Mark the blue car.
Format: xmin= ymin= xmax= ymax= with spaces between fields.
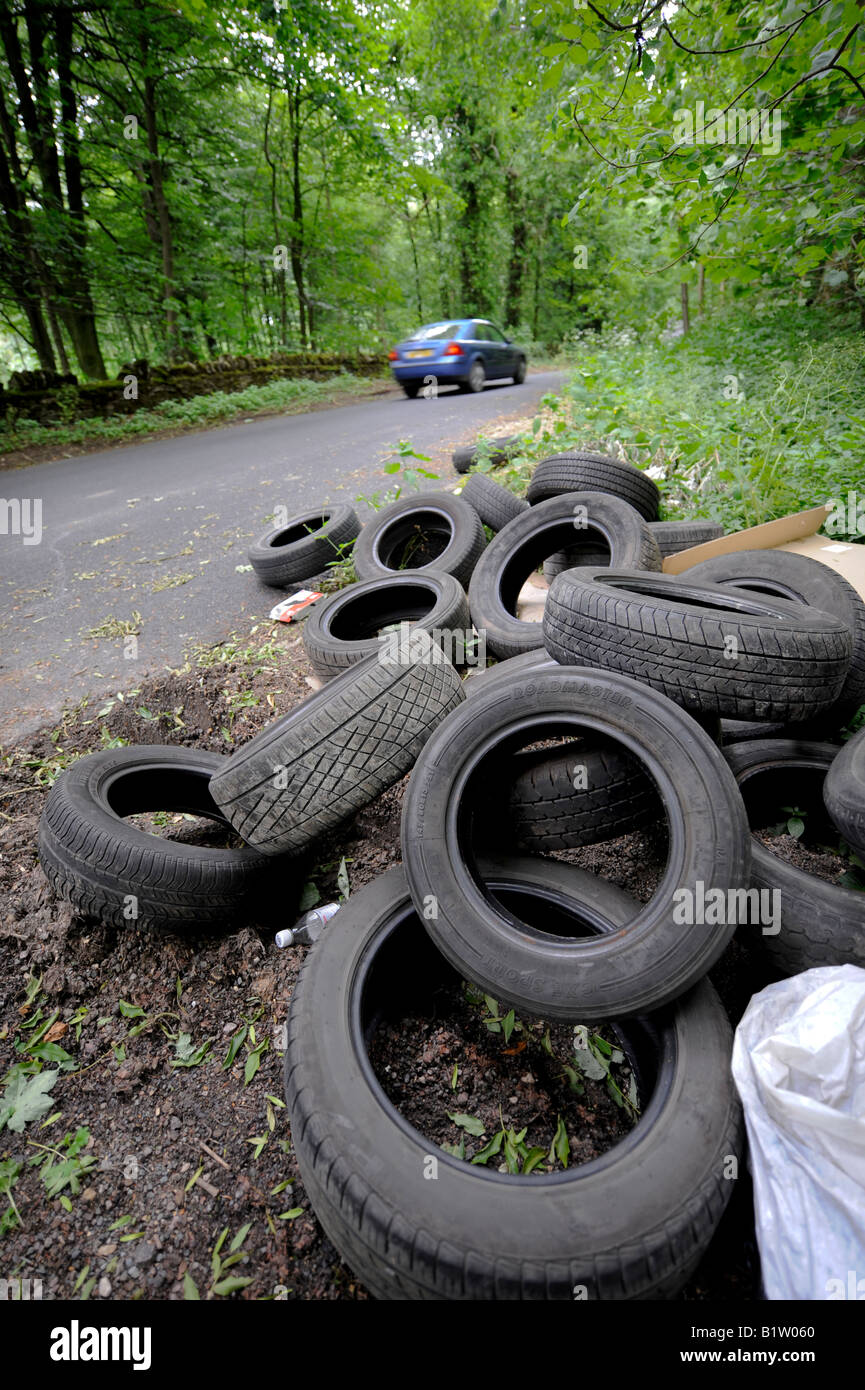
xmin=388 ymin=318 xmax=527 ymax=397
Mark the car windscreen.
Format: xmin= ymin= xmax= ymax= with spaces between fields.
xmin=408 ymin=322 xmax=463 ymax=340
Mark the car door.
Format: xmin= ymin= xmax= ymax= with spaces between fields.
xmin=485 ymin=323 xmax=515 ymax=375
xmin=472 ymin=321 xmax=505 ymax=378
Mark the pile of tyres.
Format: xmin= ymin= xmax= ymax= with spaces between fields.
xmin=39 ymin=443 xmax=865 ymax=1301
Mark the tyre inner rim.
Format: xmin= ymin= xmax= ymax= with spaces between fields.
xmin=354 ymin=895 xmax=676 ymax=1183
xmin=372 ymin=508 xmax=454 ymax=570
xmin=270 ymin=514 xmax=328 ymax=548
xmin=597 ymin=571 xmax=801 ymax=621
xmin=103 ymin=765 xmax=235 ymax=833
xmin=502 ymin=522 xmax=612 ymax=616
xmin=452 ymin=715 xmax=676 ymax=949
xmin=715 ymin=575 xmax=807 ymax=605
xmin=328 ymin=583 xmax=438 ymax=641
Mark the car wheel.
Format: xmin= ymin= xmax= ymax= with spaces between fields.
xmin=462 ymin=359 xmax=485 ymax=394
xmin=512 ymin=357 xmax=527 ymax=385
xmin=402 ymin=381 xmax=421 ymax=399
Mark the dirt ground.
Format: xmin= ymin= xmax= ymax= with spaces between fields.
xmin=0 ymin=617 xmax=796 ymax=1302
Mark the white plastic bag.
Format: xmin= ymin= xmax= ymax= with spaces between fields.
xmin=731 ymin=964 xmax=865 ymax=1300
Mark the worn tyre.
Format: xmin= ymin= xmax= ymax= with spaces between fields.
xmin=544 ymin=516 xmax=709 ymax=581
xmin=38 ymin=745 xmax=282 ymax=930
xmin=453 ymin=435 xmax=522 ymax=474
xmin=527 ymin=453 xmax=660 ymax=521
xmin=248 ymin=504 xmax=360 ymax=587
xmin=468 ymin=494 xmax=662 ymax=661
xmin=464 ymin=651 xmax=556 ymax=695
xmin=543 ymin=546 xmax=614 ymax=583
xmin=544 ymin=567 xmax=852 ymax=723
xmin=501 ymin=741 xmax=655 ymax=850
xmin=210 ymin=630 xmax=464 ymax=856
xmin=725 ymin=739 xmax=865 ymax=973
xmin=649 ymin=520 xmax=725 ymax=558
xmin=301 ymin=571 xmax=470 ymax=682
xmin=465 ymin=654 xmax=658 ymax=847
xmin=460 ymin=473 xmax=529 ymax=532
xmin=401 ymin=665 xmax=750 ymax=1019
xmin=824 ymin=726 xmax=865 ymax=858
xmin=285 ymin=860 xmax=742 ymax=1300
xmin=353 ymin=491 xmax=485 ymax=587
xmin=686 ymin=549 xmax=865 ymax=726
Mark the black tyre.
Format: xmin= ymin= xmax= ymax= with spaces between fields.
xmin=465 ymin=651 xmax=658 ymax=847
xmin=353 ymin=491 xmax=485 ymax=587
xmin=512 ymin=356 xmax=527 ymax=385
xmin=543 ymin=546 xmax=616 ymax=583
xmin=460 ymin=359 xmax=486 ymax=394
xmin=464 ymin=651 xmax=556 ymax=695
xmin=544 ymin=567 xmax=852 ymax=723
xmin=721 ymin=719 xmax=789 ymax=743
xmin=501 ymin=741 xmax=655 ymax=850
xmin=402 ymin=381 xmax=421 ymax=399
xmin=285 ymin=861 xmax=742 ymax=1300
xmin=210 ymin=630 xmax=464 ymax=856
xmin=685 ymin=549 xmax=865 ymax=729
xmin=460 ymin=473 xmax=529 ymax=532
xmin=453 ymin=435 xmax=523 ymax=474
xmin=249 ymin=504 xmax=360 ymax=587
xmin=527 ymin=453 xmax=660 ymax=522
xmin=401 ymin=665 xmax=750 ymax=1019
xmin=38 ymin=746 xmax=281 ymax=931
xmin=649 ymin=520 xmax=725 ymax=558
xmin=301 ymin=571 xmax=470 ymax=682
xmin=824 ymin=726 xmax=865 ymax=858
xmin=468 ymin=493 xmax=662 ymax=661
xmin=725 ymin=739 xmax=865 ymax=973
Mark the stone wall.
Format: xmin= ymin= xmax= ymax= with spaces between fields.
xmin=0 ymin=351 xmax=386 ymax=424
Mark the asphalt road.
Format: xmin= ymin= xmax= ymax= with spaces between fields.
xmin=0 ymin=371 xmax=564 ymax=745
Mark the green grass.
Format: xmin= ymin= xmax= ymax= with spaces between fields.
xmin=0 ymin=372 xmax=381 ymax=456
xmin=558 ymin=304 xmax=865 ymax=535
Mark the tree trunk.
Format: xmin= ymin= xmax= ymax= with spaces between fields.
xmin=0 ymin=113 xmax=57 ymax=369
xmin=53 ymin=3 xmax=106 ymax=377
xmin=141 ymin=51 xmax=180 ymax=360
xmin=504 ymin=168 xmax=526 ymax=330
xmin=1 ymin=2 xmax=106 ymax=377
xmin=288 ymin=89 xmax=309 ymax=348
xmin=46 ymin=298 xmax=70 ymax=372
xmin=680 ymin=282 xmax=690 ymax=335
xmin=405 ymin=210 xmax=423 ymax=320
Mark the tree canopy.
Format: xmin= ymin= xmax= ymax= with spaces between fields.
xmin=0 ymin=0 xmax=861 ymax=379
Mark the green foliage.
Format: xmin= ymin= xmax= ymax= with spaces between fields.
xmin=0 ymin=1067 xmax=59 ymax=1134
xmin=559 ymin=305 xmax=865 ymax=533
xmin=0 ymin=374 xmax=374 ymax=454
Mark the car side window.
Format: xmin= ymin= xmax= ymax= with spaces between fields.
xmin=470 ymin=321 xmax=489 ymax=341
xmin=485 ymin=324 xmax=507 ymax=343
